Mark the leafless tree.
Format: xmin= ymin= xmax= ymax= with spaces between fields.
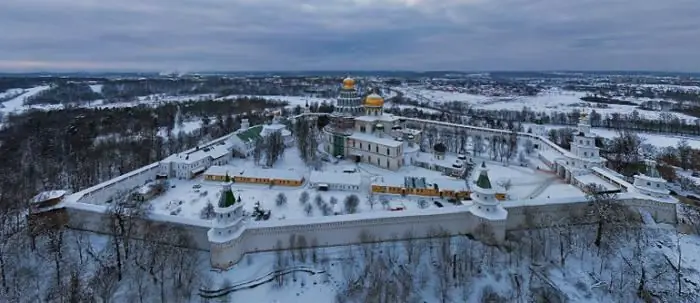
xmin=299 ymin=191 xmax=310 ymax=205
xmin=89 ymin=264 xmax=120 ymax=302
xmin=275 ymin=192 xmax=288 ymax=207
xmin=199 ymin=202 xmax=216 ymax=219
xmin=304 ymin=203 xmax=314 ymax=216
xmin=344 ymin=194 xmax=360 ymax=214
xmin=497 ymin=178 xmax=513 ymax=192
xmin=584 ymin=183 xmax=639 ymax=248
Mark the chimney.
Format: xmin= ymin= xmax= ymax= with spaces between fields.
xmin=241 ymin=119 xmax=250 ymax=131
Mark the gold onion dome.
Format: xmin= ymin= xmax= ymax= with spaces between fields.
xmin=365 ymin=93 xmax=384 ymax=107
xmin=342 ymin=77 xmax=355 ymax=89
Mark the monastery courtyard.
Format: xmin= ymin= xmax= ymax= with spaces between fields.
xmin=144 ymin=147 xmax=582 ymax=221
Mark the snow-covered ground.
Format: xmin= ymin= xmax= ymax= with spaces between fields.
xmin=145 ymin=147 xmax=565 ymax=221
xmin=523 ymin=123 xmax=700 ymax=149
xmin=0 ymin=85 xmax=51 ymax=114
xmin=216 ymin=95 xmax=332 ymax=109
xmin=396 ymin=86 xmax=700 ymax=122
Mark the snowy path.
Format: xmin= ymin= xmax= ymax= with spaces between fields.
xmin=1 ymin=86 xmax=50 ymax=113
xmin=200 ymin=266 xmax=324 ymax=298
xmin=526 ymin=176 xmax=559 ymax=199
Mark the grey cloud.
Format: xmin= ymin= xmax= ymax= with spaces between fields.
xmin=0 ymin=0 xmax=699 ymax=72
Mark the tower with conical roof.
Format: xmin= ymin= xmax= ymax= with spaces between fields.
xmin=469 ymin=162 xmax=500 ymax=213
xmin=209 ymin=182 xmax=245 ymax=240
xmin=335 ymin=77 xmax=363 ymax=116
xmin=633 ymin=160 xmax=670 ymax=199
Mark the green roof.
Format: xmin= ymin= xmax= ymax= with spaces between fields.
xmin=236 ymin=125 xmax=263 ymax=142
xmin=219 ymin=186 xmax=236 ymax=208
xmin=475 ymin=162 xmax=492 ymax=189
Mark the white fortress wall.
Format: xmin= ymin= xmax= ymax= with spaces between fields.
xmin=211 ymin=207 xmax=496 ymax=268
xmin=63 ymin=202 xmax=211 ymax=250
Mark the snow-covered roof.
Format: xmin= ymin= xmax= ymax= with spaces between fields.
xmin=348 ymin=132 xmax=403 ymax=148
xmin=309 ymin=171 xmax=361 ymax=187
xmin=165 ymin=142 xmax=230 ymax=164
xmin=355 ymin=114 xmax=400 ymax=123
xmin=204 ymin=165 xmax=231 ymax=176
xmin=236 ymin=168 xmax=303 ymax=181
xmin=574 ymin=173 xmax=619 ymax=191
xmin=591 ymin=167 xmax=634 ymax=189
xmin=30 ymin=190 xmax=67 ymax=204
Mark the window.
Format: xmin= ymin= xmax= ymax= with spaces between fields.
xmin=647 ymin=182 xmax=651 ymax=186
xmin=387 ymin=148 xmax=390 ymax=155
xmin=656 ymin=183 xmax=660 ymax=187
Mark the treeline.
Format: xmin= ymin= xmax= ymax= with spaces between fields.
xmin=387 ymin=95 xmax=700 ymax=136
xmin=12 ymin=76 xmax=350 ymax=106
xmin=25 ymin=82 xmax=102 ymax=105
xmin=0 ymin=97 xmax=286 ymax=215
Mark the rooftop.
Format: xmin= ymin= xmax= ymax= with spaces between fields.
xmin=574 ymin=173 xmax=619 ymax=192
xmin=235 ymin=167 xmax=304 ymax=181
xmin=165 ymin=142 xmax=230 ymax=164
xmin=236 ymin=125 xmax=264 ymax=142
xmin=30 ymin=190 xmax=67 ymax=204
xmin=348 ymin=132 xmax=403 ymax=148
xmin=355 ymin=114 xmax=400 ymax=123
xmin=309 ymin=171 xmax=362 ymax=186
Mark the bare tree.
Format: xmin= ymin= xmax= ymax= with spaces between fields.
xmin=584 ymin=184 xmax=639 ymax=248
xmin=304 ymin=203 xmax=314 ymax=216
xmin=275 ymin=192 xmax=287 ymax=207
xmin=199 ymin=202 xmax=216 ymax=219
xmin=497 ymin=179 xmax=513 ymax=192
xmin=344 ymin=194 xmax=360 ymax=214
xmin=299 ymin=191 xmax=310 ymax=205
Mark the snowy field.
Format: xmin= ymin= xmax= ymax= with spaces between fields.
xmin=523 ymin=123 xmax=700 ymax=149
xmin=395 ymin=86 xmax=700 ymax=121
xmin=201 ymin=222 xmax=700 ymax=303
xmin=146 ymin=147 xmax=566 ymax=221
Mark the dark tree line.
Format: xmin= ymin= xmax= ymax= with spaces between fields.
xmin=387 ymin=95 xmax=700 ymax=136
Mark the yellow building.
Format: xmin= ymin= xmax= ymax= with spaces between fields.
xmin=203 ymin=166 xmax=231 ymax=182
xmin=371 ymin=176 xmax=506 ymax=200
xmin=232 ymin=169 xmax=304 ymax=187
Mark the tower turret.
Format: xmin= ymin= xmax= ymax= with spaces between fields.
xmin=470 ymin=162 xmax=498 ymax=211
xmin=211 ymin=182 xmax=245 ymax=237
xmin=633 ymin=160 xmax=670 ymax=199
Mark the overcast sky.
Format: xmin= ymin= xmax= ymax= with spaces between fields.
xmin=1 ymin=0 xmax=699 ymax=72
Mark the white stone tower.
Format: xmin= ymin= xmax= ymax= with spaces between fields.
xmin=469 ymin=162 xmax=500 ymax=213
xmin=569 ymin=111 xmax=604 ymax=170
xmin=634 ymin=160 xmax=670 ymax=199
xmin=210 ymin=182 xmax=245 ymax=239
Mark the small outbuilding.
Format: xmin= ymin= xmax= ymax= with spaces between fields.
xmin=309 ymin=171 xmax=362 ymax=191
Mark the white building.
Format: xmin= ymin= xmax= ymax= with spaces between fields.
xmin=634 ymin=160 xmax=670 ymax=199
xmin=159 ymin=143 xmax=231 ymax=179
xmin=309 ymin=171 xmax=362 ymax=191
xmin=323 ymin=78 xmax=422 ymax=171
xmin=228 ymin=117 xmax=294 ymax=157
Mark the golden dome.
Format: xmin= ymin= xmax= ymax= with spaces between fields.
xmin=342 ymin=77 xmax=355 ymax=89
xmin=365 ymin=93 xmax=384 ymax=107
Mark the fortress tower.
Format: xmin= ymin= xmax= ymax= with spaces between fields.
xmin=568 ymin=110 xmax=605 ymax=170
xmin=634 ymin=160 xmax=670 ymax=199
xmin=208 ymin=181 xmax=246 ymax=269
xmin=470 ymin=162 xmax=500 ymax=213
xmin=335 ymin=77 xmax=364 ymax=116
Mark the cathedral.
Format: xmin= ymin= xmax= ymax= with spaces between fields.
xmin=322 ymin=77 xmax=421 ymax=171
